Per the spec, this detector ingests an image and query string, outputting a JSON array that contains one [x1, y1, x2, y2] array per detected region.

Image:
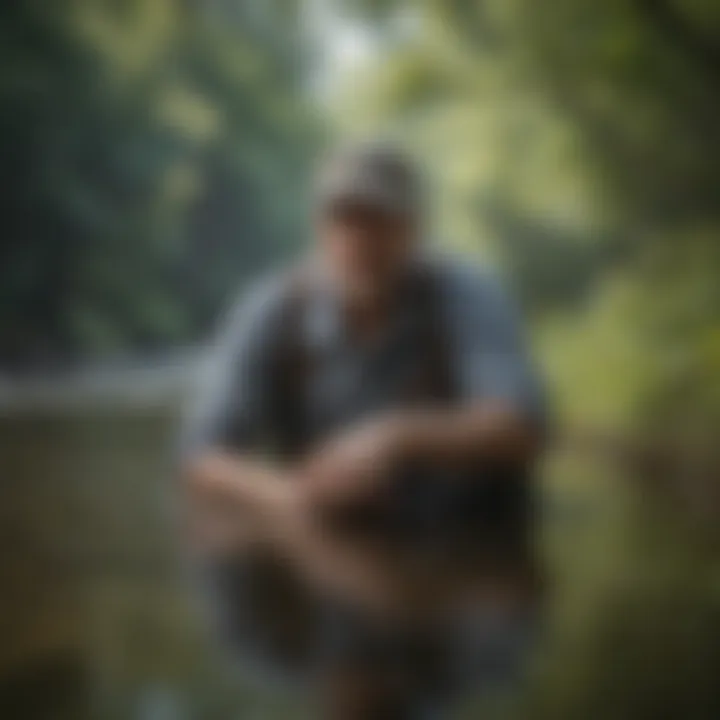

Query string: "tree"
[[0, 0, 320, 369]]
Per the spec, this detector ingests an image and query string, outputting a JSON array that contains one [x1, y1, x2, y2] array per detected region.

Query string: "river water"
[[0, 407, 313, 719]]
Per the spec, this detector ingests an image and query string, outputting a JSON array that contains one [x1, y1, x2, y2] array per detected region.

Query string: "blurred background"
[[1, 0, 719, 718]]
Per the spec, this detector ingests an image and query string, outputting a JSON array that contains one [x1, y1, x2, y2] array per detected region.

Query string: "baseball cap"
[[317, 141, 423, 218]]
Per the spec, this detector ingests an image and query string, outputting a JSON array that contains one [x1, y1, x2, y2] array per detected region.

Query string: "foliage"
[[0, 0, 320, 369]]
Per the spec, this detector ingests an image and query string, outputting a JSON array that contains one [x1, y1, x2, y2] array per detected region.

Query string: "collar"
[[302, 257, 430, 352]]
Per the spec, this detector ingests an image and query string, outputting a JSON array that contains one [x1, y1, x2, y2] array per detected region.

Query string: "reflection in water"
[[197, 494, 540, 720]]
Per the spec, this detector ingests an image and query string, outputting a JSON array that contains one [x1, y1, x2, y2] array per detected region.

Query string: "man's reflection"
[[189, 453, 539, 719]]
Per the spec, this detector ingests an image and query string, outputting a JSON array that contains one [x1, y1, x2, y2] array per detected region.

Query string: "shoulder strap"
[[404, 262, 456, 404], [267, 269, 313, 462]]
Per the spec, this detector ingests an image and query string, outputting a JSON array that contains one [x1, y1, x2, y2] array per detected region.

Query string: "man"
[[181, 141, 547, 717]]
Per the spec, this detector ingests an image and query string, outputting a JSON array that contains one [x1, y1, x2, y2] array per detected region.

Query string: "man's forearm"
[[184, 451, 298, 516], [392, 401, 540, 468]]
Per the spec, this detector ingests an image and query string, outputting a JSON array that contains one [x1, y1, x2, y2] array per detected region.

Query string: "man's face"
[[318, 200, 415, 304]]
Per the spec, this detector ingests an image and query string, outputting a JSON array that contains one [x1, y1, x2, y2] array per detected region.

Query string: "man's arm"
[[400, 263, 547, 465], [387, 401, 540, 467], [180, 279, 278, 462], [179, 279, 298, 549]]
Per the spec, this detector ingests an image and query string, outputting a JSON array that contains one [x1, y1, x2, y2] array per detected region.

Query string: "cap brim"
[[322, 183, 410, 217]]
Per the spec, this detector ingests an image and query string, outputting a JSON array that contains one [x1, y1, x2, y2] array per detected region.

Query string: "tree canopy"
[[0, 0, 320, 369]]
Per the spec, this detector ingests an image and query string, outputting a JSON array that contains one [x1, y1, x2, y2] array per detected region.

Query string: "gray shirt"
[[181, 255, 547, 460]]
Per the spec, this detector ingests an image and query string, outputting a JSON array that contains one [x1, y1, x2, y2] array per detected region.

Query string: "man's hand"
[[183, 451, 301, 554], [301, 415, 409, 509]]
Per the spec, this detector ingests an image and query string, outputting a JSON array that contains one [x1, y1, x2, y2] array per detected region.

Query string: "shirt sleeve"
[[446, 263, 548, 432], [178, 278, 284, 460]]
